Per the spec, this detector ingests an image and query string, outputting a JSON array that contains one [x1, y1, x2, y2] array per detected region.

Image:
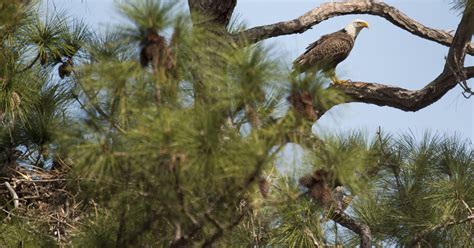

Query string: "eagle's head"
[[345, 19, 369, 38]]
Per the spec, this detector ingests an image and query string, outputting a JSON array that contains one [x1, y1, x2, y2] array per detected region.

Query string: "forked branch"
[[233, 0, 474, 56]]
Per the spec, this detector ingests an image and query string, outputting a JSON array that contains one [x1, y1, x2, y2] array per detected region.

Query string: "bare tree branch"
[[444, 2, 474, 72], [318, 66, 474, 114], [330, 209, 372, 248], [232, 0, 474, 56]]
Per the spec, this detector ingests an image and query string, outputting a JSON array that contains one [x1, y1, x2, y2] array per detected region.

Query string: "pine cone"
[[40, 52, 48, 65], [140, 28, 175, 72], [313, 169, 341, 187], [288, 91, 318, 121], [313, 169, 330, 182], [11, 91, 21, 110], [299, 174, 315, 188], [309, 183, 332, 206], [58, 62, 73, 79], [301, 168, 346, 207]]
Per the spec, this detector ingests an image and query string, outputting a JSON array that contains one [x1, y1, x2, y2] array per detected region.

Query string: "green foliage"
[[118, 0, 177, 42], [86, 30, 133, 62], [308, 132, 372, 193], [0, 1, 472, 247], [290, 72, 347, 111], [0, 218, 56, 248], [354, 133, 474, 247], [265, 178, 325, 247], [54, 2, 291, 246], [0, 1, 34, 42]]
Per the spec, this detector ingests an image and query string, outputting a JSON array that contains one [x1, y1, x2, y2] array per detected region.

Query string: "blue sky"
[[42, 0, 473, 140]]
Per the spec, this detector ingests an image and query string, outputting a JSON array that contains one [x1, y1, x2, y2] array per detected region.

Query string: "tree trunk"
[[187, 0, 237, 28]]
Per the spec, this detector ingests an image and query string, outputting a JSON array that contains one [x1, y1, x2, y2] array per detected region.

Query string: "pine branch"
[[329, 209, 372, 248], [410, 214, 474, 246], [201, 204, 247, 248], [73, 74, 126, 134], [231, 0, 474, 56]]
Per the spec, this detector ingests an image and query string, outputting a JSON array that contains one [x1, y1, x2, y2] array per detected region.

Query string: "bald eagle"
[[293, 19, 369, 84]]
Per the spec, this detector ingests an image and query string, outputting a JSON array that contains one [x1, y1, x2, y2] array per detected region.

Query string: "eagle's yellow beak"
[[361, 21, 369, 29]]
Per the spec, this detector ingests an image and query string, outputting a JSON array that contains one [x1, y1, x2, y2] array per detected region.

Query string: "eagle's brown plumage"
[[294, 29, 354, 74], [293, 19, 369, 84]]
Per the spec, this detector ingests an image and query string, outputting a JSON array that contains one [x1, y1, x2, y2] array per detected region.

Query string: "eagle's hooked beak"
[[360, 21, 369, 29]]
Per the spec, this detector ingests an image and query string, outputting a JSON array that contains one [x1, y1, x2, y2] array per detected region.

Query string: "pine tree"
[[0, 1, 472, 247]]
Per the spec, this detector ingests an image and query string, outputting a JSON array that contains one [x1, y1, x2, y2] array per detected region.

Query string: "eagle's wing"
[[302, 33, 333, 55], [294, 30, 354, 72]]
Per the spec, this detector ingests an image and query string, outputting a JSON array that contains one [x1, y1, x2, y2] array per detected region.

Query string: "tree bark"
[[330, 209, 372, 248], [443, 2, 473, 73], [318, 66, 474, 114], [187, 0, 237, 27]]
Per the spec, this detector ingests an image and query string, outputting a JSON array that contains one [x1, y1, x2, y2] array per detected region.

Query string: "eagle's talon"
[[334, 81, 347, 85], [331, 78, 350, 85]]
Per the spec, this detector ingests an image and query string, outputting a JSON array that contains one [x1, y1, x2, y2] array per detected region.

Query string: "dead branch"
[[232, 0, 474, 56], [4, 182, 19, 208]]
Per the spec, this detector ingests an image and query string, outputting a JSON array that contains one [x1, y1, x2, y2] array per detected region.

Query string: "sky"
[[41, 0, 473, 141]]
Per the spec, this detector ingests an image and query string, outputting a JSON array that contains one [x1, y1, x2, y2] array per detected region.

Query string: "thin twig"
[[16, 179, 67, 183], [72, 72, 126, 134], [202, 205, 248, 248], [446, 56, 473, 98], [410, 215, 474, 246], [461, 199, 473, 215]]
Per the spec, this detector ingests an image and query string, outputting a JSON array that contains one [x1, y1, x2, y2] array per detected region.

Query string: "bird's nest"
[[0, 161, 87, 245]]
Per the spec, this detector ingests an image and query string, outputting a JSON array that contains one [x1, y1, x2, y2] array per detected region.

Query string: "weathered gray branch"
[[233, 0, 474, 56]]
